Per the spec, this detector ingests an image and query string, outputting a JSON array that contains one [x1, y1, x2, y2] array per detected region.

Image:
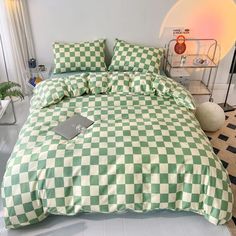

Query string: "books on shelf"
[[28, 76, 43, 88]]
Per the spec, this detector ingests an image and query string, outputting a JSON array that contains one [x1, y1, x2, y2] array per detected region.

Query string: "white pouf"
[[195, 102, 225, 132]]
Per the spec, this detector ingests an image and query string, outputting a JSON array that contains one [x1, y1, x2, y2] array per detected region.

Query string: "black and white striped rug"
[[206, 110, 236, 234]]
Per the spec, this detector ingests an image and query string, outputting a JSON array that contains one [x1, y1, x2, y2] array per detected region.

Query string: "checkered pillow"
[[108, 72, 131, 94], [34, 78, 68, 108], [88, 72, 108, 94], [152, 75, 173, 97], [108, 39, 164, 74], [65, 74, 89, 97], [131, 72, 154, 95], [53, 39, 107, 74], [172, 84, 196, 110]]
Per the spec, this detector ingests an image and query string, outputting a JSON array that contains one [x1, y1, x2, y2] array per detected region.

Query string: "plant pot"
[[0, 100, 2, 111]]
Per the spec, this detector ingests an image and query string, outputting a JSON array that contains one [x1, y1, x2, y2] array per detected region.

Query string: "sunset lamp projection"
[[160, 0, 236, 59]]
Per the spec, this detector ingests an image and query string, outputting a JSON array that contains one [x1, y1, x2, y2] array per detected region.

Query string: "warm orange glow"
[[160, 0, 236, 59]]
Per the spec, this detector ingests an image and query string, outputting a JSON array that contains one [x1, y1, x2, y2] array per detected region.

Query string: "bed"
[[1, 39, 233, 229], [1, 69, 233, 229]]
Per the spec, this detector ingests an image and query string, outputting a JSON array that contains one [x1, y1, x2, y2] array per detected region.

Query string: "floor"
[[0, 97, 30, 184], [0, 89, 235, 236], [205, 109, 236, 235], [193, 84, 236, 106]]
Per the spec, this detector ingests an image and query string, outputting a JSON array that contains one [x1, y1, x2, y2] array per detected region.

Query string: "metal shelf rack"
[[0, 33, 16, 125], [164, 38, 220, 101]]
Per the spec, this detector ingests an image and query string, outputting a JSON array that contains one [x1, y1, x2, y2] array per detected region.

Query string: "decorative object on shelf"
[[28, 76, 43, 88], [195, 102, 225, 132], [180, 55, 186, 66], [174, 35, 186, 55], [218, 41, 236, 112], [193, 57, 209, 66], [28, 58, 37, 69], [38, 64, 46, 71]]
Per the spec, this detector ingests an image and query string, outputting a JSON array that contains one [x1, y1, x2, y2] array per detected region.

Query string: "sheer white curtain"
[[0, 0, 35, 94]]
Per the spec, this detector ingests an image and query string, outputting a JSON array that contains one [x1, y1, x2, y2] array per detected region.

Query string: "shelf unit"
[[164, 38, 219, 101], [27, 65, 51, 90], [0, 100, 10, 120], [0, 99, 16, 125]]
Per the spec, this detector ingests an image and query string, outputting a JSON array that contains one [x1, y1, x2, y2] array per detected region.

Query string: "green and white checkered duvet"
[[1, 74, 233, 228]]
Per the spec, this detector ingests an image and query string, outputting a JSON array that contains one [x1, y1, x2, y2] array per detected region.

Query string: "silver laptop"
[[53, 114, 94, 140]]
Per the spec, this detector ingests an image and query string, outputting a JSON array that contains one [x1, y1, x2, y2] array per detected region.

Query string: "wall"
[[27, 0, 175, 65], [27, 0, 235, 85]]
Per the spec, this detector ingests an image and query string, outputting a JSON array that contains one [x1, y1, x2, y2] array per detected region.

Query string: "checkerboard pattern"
[[33, 78, 69, 108], [152, 75, 173, 96], [32, 72, 196, 111], [53, 39, 107, 74], [1, 88, 233, 228], [152, 75, 195, 110], [130, 72, 154, 95], [108, 39, 164, 74], [65, 74, 89, 97], [107, 72, 131, 94], [88, 72, 109, 94]]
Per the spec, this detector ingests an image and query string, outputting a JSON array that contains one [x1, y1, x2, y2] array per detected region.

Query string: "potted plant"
[[0, 81, 24, 110]]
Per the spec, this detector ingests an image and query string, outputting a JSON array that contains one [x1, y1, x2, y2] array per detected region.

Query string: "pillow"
[[53, 39, 107, 74], [152, 75, 173, 97], [152, 75, 196, 110], [171, 84, 196, 110], [130, 72, 154, 95], [108, 39, 164, 74], [88, 72, 108, 94], [108, 72, 131, 94], [65, 74, 89, 97], [34, 78, 68, 108]]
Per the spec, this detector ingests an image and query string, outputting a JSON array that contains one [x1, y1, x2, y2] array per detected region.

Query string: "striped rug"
[[205, 110, 236, 235]]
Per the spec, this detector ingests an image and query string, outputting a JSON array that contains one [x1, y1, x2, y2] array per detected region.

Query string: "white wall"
[[27, 0, 176, 65], [27, 0, 235, 86]]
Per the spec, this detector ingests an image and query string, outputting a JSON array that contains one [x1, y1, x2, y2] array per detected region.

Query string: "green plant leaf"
[[0, 81, 24, 100]]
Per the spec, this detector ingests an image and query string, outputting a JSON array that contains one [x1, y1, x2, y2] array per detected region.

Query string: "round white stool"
[[195, 102, 225, 132]]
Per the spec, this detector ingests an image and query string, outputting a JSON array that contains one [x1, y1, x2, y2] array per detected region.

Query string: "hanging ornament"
[[174, 35, 186, 54]]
